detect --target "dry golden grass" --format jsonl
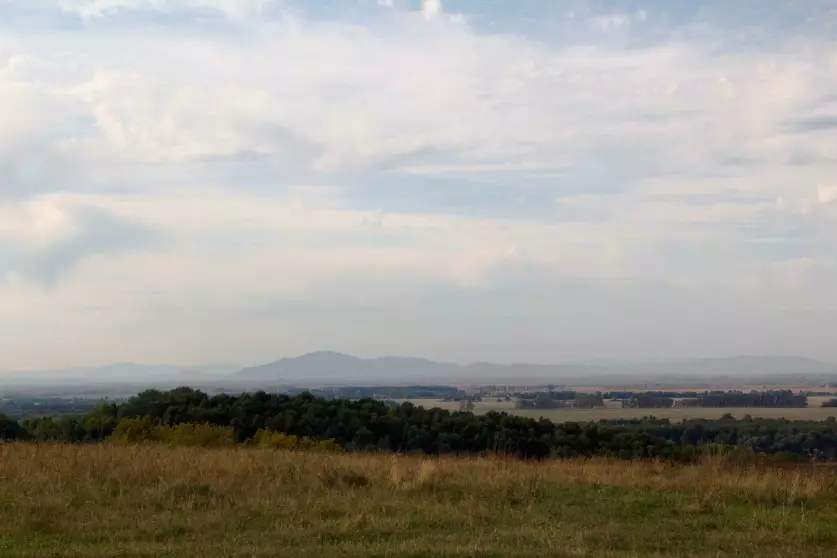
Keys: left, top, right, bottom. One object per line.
{"left": 1, "top": 444, "right": 837, "bottom": 557}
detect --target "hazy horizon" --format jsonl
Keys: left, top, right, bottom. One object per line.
{"left": 2, "top": 0, "right": 836, "bottom": 370}
{"left": 4, "top": 351, "right": 837, "bottom": 377}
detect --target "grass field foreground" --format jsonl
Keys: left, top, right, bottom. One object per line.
{"left": 1, "top": 444, "right": 837, "bottom": 557}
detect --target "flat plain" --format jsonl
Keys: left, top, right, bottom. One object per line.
{"left": 507, "top": 406, "right": 837, "bottom": 422}
{"left": 404, "top": 396, "right": 837, "bottom": 422}
{"left": 1, "top": 444, "right": 836, "bottom": 557}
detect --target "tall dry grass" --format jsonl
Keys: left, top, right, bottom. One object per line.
{"left": 1, "top": 444, "right": 836, "bottom": 557}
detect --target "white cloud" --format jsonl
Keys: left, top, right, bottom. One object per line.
{"left": 0, "top": 197, "right": 78, "bottom": 246}
{"left": 5, "top": 0, "right": 831, "bottom": 185}
{"left": 15, "top": 29, "right": 825, "bottom": 181}
{"left": 421, "top": 0, "right": 441, "bottom": 21}
{"left": 818, "top": 184, "right": 837, "bottom": 203}
{"left": 57, "top": 0, "right": 272, "bottom": 20}
{"left": 593, "top": 10, "right": 648, "bottom": 31}
{"left": 0, "top": 196, "right": 159, "bottom": 284}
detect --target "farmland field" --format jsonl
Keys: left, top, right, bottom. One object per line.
{"left": 1, "top": 444, "right": 836, "bottom": 557}
{"left": 506, "top": 406, "right": 837, "bottom": 422}
{"left": 400, "top": 396, "right": 837, "bottom": 422}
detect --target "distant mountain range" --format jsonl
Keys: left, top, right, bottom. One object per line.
{"left": 239, "top": 351, "right": 457, "bottom": 383}
{"left": 238, "top": 352, "right": 837, "bottom": 387}
{"left": 5, "top": 353, "right": 837, "bottom": 390}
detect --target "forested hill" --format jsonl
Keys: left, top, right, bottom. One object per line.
{"left": 3, "top": 387, "right": 837, "bottom": 461}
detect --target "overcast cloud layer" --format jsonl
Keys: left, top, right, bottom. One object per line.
{"left": 1, "top": 0, "right": 836, "bottom": 370}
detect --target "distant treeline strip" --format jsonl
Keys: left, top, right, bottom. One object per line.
{"left": 515, "top": 390, "right": 808, "bottom": 410}
{"left": 288, "top": 385, "right": 463, "bottom": 400}
{"left": 1, "top": 388, "right": 837, "bottom": 461}
{"left": 622, "top": 390, "right": 808, "bottom": 409}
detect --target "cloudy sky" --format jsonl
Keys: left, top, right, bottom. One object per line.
{"left": 1, "top": 0, "right": 836, "bottom": 370}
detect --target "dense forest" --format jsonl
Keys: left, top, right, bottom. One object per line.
{"left": 2, "top": 387, "right": 837, "bottom": 461}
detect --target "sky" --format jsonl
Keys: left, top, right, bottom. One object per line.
{"left": 1, "top": 0, "right": 836, "bottom": 370}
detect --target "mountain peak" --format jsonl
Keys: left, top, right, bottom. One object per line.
{"left": 240, "top": 352, "right": 455, "bottom": 382}
{"left": 295, "top": 351, "right": 355, "bottom": 359}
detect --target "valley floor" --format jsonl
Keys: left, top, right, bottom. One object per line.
{"left": 401, "top": 396, "right": 837, "bottom": 422}
{"left": 1, "top": 444, "right": 835, "bottom": 557}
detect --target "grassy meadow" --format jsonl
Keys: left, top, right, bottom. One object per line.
{"left": 2, "top": 444, "right": 837, "bottom": 557}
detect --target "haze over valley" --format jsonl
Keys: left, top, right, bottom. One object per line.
{"left": 4, "top": 353, "right": 837, "bottom": 396}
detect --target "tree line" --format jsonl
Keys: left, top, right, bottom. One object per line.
{"left": 619, "top": 390, "right": 807, "bottom": 409}
{"left": 515, "top": 392, "right": 604, "bottom": 409}
{"left": 513, "top": 389, "right": 808, "bottom": 410}
{"left": 604, "top": 391, "right": 700, "bottom": 400}
{"left": 1, "top": 387, "right": 837, "bottom": 461}
{"left": 288, "top": 385, "right": 463, "bottom": 400}
{"left": 673, "top": 390, "right": 807, "bottom": 408}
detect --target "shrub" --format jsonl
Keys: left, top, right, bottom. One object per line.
{"left": 159, "top": 423, "right": 236, "bottom": 448}
{"left": 250, "top": 430, "right": 299, "bottom": 449}
{"left": 109, "top": 420, "right": 235, "bottom": 448}
{"left": 250, "top": 429, "right": 342, "bottom": 452}
{"left": 109, "top": 417, "right": 156, "bottom": 444}
{"left": 0, "top": 414, "right": 27, "bottom": 441}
